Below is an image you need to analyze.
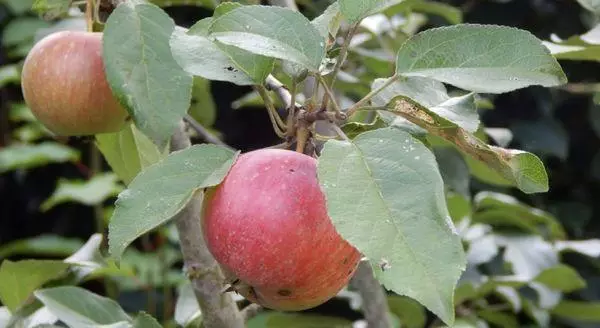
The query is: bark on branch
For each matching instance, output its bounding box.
[350,262,393,328]
[170,121,244,328]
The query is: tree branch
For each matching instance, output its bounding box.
[350,262,393,328]
[183,114,234,151]
[240,303,263,322]
[170,121,244,328]
[265,75,295,110]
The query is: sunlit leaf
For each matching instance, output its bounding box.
[0,260,70,311]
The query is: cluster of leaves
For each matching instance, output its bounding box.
[1,0,600,327]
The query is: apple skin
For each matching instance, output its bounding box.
[21,31,128,136]
[202,149,361,311]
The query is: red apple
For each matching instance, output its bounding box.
[20,31,128,136]
[203,149,361,311]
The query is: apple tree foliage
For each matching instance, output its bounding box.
[2,0,600,327]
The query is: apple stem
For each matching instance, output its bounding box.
[350,261,394,328]
[170,121,245,328]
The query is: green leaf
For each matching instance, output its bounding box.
[543,24,600,62]
[473,192,566,239]
[118,248,183,290]
[170,27,269,85]
[577,0,600,13]
[495,234,558,279]
[311,1,342,40]
[446,192,471,222]
[96,123,167,186]
[0,260,70,311]
[384,96,549,193]
[476,310,518,328]
[247,312,352,328]
[133,312,162,328]
[341,115,387,139]
[318,128,465,325]
[552,301,600,322]
[1,0,35,14]
[108,144,239,260]
[0,235,83,258]
[2,17,50,48]
[174,282,202,328]
[434,147,470,196]
[494,286,521,312]
[0,64,20,88]
[32,0,72,19]
[387,296,426,328]
[339,0,403,23]
[0,142,79,173]
[395,24,567,93]
[208,5,326,71]
[41,173,123,211]
[554,239,600,257]
[189,77,217,127]
[466,234,498,265]
[9,104,36,122]
[103,2,193,148]
[35,286,130,327]
[389,0,463,25]
[371,77,480,133]
[534,265,586,292]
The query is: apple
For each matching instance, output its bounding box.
[20,31,128,136]
[203,149,361,311]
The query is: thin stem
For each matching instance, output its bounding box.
[160,247,172,323]
[265,75,294,109]
[346,74,400,117]
[323,23,360,109]
[319,75,343,115]
[331,124,349,141]
[257,86,287,139]
[183,114,234,151]
[286,80,297,136]
[329,23,359,89]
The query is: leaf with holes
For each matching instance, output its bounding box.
[383,96,549,193]
[318,128,465,325]
[371,76,479,133]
